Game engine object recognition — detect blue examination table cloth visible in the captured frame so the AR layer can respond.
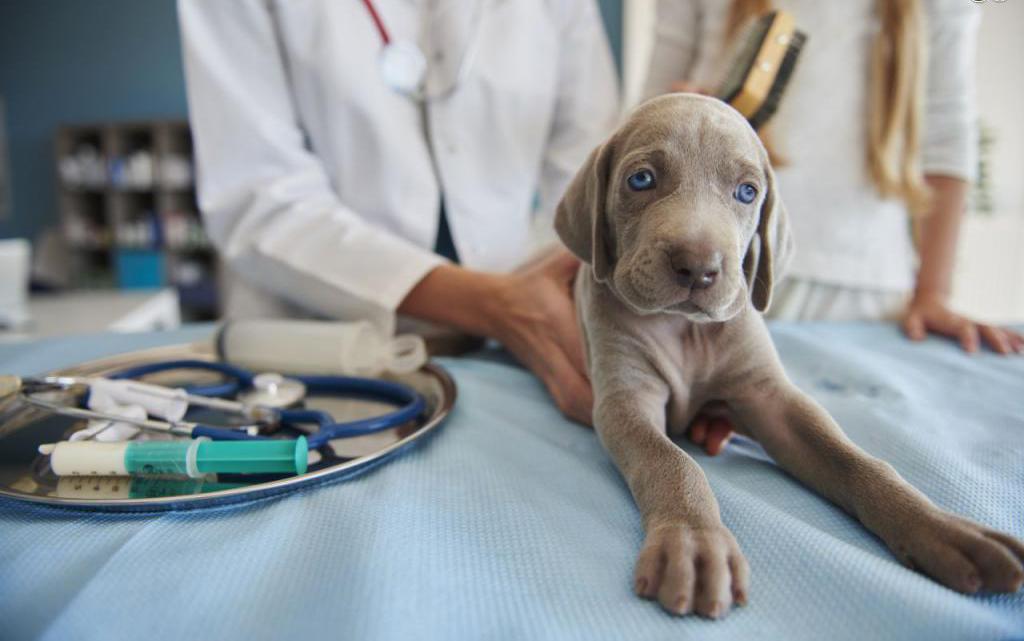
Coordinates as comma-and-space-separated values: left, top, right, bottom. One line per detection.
0, 323, 1021, 641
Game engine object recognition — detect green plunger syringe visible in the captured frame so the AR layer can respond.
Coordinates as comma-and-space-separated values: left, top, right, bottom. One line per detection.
39, 437, 308, 478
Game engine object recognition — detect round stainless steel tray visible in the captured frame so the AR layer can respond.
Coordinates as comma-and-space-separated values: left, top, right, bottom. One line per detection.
0, 342, 455, 511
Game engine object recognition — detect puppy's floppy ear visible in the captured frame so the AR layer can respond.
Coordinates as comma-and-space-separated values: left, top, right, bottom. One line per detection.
555, 141, 615, 282
743, 161, 793, 312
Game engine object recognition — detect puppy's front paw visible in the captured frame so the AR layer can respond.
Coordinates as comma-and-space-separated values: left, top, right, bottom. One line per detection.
892, 511, 1024, 594
634, 523, 749, 619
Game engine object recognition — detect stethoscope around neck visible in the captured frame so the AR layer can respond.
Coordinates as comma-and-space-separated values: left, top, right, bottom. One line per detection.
361, 0, 488, 102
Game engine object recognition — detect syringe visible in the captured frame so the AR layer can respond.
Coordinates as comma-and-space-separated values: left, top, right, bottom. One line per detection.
39, 437, 308, 478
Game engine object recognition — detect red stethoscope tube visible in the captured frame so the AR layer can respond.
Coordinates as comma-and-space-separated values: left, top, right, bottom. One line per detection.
361, 0, 392, 45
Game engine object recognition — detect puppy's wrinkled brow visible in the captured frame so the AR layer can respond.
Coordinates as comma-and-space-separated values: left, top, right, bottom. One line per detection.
728, 159, 762, 181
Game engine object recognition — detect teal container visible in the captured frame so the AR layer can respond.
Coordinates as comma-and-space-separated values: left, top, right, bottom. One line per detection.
115, 249, 165, 289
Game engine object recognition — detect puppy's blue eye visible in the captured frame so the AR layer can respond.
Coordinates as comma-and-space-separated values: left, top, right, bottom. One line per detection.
627, 170, 656, 192
734, 182, 758, 204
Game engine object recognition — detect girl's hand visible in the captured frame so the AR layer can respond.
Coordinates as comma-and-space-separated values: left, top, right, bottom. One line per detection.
687, 413, 735, 456
902, 292, 1024, 355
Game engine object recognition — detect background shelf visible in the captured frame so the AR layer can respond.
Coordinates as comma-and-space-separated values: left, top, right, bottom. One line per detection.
55, 119, 219, 320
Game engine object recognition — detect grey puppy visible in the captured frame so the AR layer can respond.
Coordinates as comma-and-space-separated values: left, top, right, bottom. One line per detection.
555, 94, 1024, 619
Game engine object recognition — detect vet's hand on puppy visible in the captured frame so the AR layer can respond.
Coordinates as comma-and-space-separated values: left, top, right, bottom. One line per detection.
486, 248, 594, 424
398, 249, 593, 424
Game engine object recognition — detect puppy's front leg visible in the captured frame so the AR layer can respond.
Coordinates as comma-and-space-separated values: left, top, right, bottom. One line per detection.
731, 380, 1024, 594
596, 379, 749, 618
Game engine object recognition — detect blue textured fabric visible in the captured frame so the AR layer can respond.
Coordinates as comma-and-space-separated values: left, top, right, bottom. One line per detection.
0, 323, 1022, 641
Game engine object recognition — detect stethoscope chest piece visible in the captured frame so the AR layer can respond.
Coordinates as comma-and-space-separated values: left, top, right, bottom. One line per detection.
238, 373, 307, 409
380, 40, 428, 97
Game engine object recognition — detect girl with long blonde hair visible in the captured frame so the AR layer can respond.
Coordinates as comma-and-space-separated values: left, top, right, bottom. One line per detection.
644, 0, 1022, 454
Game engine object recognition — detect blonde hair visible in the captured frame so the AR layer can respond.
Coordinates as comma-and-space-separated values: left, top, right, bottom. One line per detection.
725, 0, 931, 213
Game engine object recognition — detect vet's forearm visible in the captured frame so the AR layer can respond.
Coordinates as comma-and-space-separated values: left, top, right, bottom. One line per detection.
913, 176, 968, 302
398, 264, 499, 336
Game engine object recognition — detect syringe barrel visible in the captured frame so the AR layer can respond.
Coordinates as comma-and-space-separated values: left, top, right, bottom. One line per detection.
44, 438, 308, 478
123, 440, 202, 477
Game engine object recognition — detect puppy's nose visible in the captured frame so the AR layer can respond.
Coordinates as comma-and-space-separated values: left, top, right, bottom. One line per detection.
679, 267, 719, 289
670, 251, 722, 290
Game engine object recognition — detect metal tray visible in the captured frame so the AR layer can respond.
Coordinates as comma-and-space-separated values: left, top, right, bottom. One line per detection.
0, 342, 455, 511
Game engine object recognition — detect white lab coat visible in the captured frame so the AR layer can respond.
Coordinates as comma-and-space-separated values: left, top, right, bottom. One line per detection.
178, 0, 619, 333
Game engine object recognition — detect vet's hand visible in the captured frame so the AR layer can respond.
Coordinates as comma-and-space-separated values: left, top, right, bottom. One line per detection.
485, 249, 594, 424
902, 293, 1024, 355
687, 411, 735, 456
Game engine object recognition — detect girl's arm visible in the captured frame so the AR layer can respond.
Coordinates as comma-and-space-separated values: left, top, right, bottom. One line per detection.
905, 1, 1021, 354
903, 175, 1023, 354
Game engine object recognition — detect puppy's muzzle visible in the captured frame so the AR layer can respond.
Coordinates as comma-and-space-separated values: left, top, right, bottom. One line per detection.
668, 249, 722, 290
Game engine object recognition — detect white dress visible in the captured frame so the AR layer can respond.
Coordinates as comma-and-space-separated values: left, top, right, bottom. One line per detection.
643, 0, 979, 321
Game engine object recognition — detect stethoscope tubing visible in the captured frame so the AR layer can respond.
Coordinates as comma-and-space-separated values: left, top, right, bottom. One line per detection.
75, 360, 427, 448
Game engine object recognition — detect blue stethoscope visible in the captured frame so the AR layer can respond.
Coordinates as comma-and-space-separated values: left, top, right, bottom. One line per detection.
27, 360, 427, 450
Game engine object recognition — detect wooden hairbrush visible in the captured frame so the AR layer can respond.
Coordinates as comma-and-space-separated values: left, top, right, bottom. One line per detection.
717, 10, 807, 130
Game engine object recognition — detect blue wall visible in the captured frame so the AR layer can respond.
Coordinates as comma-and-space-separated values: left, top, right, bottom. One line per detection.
0, 0, 622, 242
0, 0, 189, 241
597, 0, 623, 75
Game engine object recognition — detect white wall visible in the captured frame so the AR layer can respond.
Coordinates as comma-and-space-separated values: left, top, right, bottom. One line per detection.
951, 0, 1024, 323
973, 0, 1024, 216
622, 0, 1024, 322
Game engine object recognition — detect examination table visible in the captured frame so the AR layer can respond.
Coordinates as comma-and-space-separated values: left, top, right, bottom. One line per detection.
0, 323, 1021, 641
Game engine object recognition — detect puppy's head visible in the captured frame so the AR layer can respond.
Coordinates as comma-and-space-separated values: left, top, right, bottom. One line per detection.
556, 94, 792, 321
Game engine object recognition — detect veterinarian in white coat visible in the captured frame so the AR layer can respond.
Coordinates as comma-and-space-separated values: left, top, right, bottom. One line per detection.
178, 0, 619, 423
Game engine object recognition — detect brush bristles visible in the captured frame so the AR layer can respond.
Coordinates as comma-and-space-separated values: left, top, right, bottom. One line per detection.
717, 14, 775, 104
747, 30, 806, 130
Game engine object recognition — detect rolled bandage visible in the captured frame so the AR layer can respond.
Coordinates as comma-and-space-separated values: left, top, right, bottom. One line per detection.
88, 378, 188, 422
217, 319, 428, 377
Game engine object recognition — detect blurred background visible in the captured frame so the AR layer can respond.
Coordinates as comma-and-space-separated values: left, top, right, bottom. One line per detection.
623, 0, 1024, 325
0, 0, 1019, 341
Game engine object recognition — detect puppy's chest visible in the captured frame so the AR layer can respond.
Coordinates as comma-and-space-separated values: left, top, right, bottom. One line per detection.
625, 314, 774, 433
648, 327, 734, 412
